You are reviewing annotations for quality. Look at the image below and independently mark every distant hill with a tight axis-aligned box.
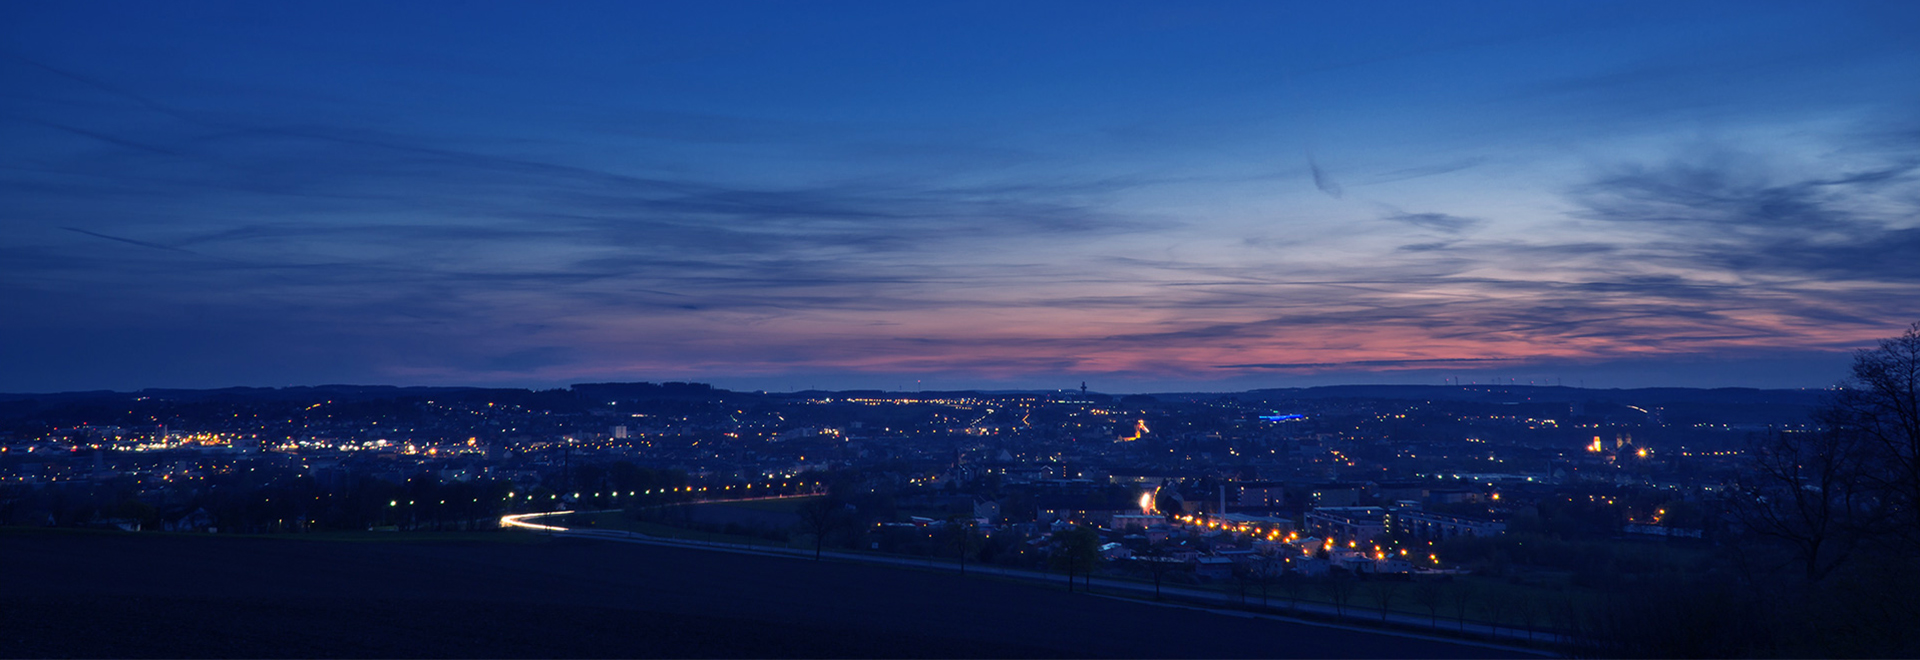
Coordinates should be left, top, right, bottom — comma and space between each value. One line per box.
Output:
0, 384, 504, 404
0, 381, 1835, 409
1225, 384, 1831, 407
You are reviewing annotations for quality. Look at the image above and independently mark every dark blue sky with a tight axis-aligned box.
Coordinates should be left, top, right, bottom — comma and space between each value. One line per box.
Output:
4, 1, 1918, 393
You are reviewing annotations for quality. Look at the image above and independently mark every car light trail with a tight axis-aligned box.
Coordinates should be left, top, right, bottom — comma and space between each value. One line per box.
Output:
500, 510, 572, 531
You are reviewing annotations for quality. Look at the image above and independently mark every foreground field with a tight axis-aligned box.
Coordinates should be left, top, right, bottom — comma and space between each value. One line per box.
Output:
1, 528, 1525, 658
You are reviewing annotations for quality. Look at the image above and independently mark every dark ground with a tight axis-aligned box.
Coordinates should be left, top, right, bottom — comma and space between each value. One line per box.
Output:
1, 529, 1528, 658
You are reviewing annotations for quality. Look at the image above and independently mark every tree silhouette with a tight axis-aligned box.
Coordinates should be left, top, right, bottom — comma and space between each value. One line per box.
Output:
1323, 573, 1356, 619
1729, 322, 1920, 582
1253, 552, 1282, 608
1364, 578, 1402, 623
1232, 560, 1256, 605
795, 497, 851, 560
1134, 541, 1178, 600
1477, 590, 1511, 639
1411, 580, 1444, 629
1515, 593, 1539, 641
1829, 322, 1920, 554
1278, 572, 1308, 613
1730, 426, 1871, 583
1448, 580, 1478, 632
1050, 526, 1102, 593
944, 516, 981, 575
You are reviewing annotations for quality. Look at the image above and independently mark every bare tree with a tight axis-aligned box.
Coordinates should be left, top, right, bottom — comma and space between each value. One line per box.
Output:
1448, 580, 1478, 633
1412, 580, 1444, 629
794, 497, 851, 560
1515, 593, 1539, 641
1479, 591, 1512, 639
944, 515, 980, 575
1729, 426, 1872, 582
1830, 322, 1920, 553
1365, 579, 1403, 623
1134, 541, 1178, 600
1050, 525, 1102, 593
1254, 552, 1281, 609
1279, 572, 1308, 613
1232, 560, 1256, 605
1729, 322, 1920, 582
1324, 573, 1357, 619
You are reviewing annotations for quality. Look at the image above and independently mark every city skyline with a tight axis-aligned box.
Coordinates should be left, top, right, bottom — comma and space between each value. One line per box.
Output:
5, 1, 1919, 393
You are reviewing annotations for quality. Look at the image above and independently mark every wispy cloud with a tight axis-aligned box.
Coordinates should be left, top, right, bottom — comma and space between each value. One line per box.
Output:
5, 3, 1919, 391
1307, 155, 1344, 199
1384, 211, 1481, 234
1217, 357, 1515, 370
1572, 150, 1920, 282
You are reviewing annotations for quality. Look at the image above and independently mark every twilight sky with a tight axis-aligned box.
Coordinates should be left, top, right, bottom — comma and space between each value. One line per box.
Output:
4, 1, 1919, 393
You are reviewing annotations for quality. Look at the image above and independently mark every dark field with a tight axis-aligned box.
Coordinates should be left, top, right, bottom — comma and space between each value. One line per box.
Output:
2, 529, 1524, 658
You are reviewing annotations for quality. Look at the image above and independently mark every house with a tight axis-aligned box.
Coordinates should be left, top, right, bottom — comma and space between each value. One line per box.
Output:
1287, 555, 1331, 577
1193, 556, 1236, 579
1215, 548, 1257, 562
973, 499, 1001, 521
1330, 550, 1373, 572
1427, 489, 1481, 505
1375, 481, 1430, 502
1390, 509, 1507, 540
1068, 509, 1128, 527
1308, 482, 1370, 507
1235, 481, 1288, 509
1305, 506, 1388, 543
87, 518, 141, 532
166, 508, 216, 533
1216, 512, 1295, 536
1107, 468, 1171, 488
1371, 557, 1414, 574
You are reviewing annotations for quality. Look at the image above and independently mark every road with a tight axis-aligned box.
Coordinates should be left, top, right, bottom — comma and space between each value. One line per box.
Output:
503, 509, 1561, 655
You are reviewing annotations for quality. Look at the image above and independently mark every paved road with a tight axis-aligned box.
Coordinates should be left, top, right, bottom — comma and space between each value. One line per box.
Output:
506, 510, 1562, 656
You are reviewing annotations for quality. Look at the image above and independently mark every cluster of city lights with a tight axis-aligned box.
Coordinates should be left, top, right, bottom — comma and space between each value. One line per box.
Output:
1170, 513, 1447, 567
477, 480, 826, 504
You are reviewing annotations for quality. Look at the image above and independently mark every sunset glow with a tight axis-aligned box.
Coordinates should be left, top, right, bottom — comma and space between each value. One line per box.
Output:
4, 2, 1916, 392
